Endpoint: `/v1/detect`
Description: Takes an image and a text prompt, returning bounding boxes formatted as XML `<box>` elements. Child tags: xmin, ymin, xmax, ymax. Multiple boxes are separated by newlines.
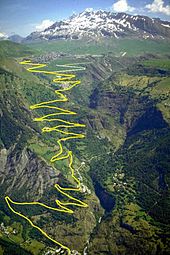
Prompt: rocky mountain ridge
<box><xmin>25</xmin><ymin>10</ymin><xmax>170</xmax><ymax>41</ymax></box>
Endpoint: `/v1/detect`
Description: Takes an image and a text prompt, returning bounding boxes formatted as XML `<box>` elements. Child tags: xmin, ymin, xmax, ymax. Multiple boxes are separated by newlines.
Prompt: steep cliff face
<box><xmin>0</xmin><ymin>147</ymin><xmax>59</xmax><ymax>201</ymax></box>
<box><xmin>90</xmin><ymin>85</ymin><xmax>168</xmax><ymax>132</ymax></box>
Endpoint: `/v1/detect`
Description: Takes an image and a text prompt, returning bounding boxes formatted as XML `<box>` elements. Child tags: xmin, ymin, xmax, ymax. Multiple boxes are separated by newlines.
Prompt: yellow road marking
<box><xmin>5</xmin><ymin>60</ymin><xmax>88</xmax><ymax>255</ymax></box>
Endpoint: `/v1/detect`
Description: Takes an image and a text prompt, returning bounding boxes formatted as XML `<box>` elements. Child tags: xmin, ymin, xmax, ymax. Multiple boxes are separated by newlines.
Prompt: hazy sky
<box><xmin>0</xmin><ymin>0</ymin><xmax>170</xmax><ymax>37</ymax></box>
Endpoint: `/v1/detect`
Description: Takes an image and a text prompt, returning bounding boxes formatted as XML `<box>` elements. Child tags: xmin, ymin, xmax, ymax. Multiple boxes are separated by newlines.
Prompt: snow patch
<box><xmin>162</xmin><ymin>23</ymin><xmax>170</xmax><ymax>28</ymax></box>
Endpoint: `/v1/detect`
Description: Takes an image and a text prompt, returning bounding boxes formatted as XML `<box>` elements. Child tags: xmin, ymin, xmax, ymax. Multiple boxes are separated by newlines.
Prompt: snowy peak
<box><xmin>25</xmin><ymin>10</ymin><xmax>170</xmax><ymax>41</ymax></box>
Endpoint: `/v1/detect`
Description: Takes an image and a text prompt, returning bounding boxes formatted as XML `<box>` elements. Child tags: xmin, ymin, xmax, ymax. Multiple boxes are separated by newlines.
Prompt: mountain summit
<box><xmin>25</xmin><ymin>10</ymin><xmax>170</xmax><ymax>41</ymax></box>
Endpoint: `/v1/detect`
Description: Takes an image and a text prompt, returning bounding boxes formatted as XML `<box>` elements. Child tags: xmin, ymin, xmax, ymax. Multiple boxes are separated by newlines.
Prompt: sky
<box><xmin>0</xmin><ymin>0</ymin><xmax>170</xmax><ymax>37</ymax></box>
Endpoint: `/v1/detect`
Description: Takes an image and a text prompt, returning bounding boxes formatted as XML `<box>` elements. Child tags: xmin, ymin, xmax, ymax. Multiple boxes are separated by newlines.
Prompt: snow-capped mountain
<box><xmin>25</xmin><ymin>10</ymin><xmax>170</xmax><ymax>41</ymax></box>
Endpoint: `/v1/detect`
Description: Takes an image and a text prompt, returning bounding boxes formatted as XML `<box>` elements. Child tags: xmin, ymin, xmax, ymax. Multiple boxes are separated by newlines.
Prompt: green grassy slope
<box><xmin>0</xmin><ymin>41</ymin><xmax>34</xmax><ymax>58</ymax></box>
<box><xmin>26</xmin><ymin>38</ymin><xmax>170</xmax><ymax>56</ymax></box>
